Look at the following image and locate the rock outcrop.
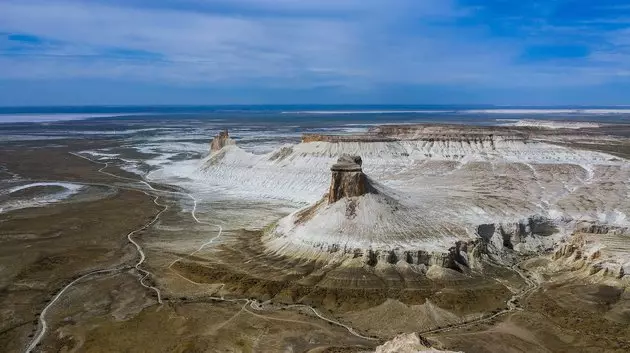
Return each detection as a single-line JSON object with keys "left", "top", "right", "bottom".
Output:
{"left": 574, "top": 221, "right": 628, "bottom": 235}
{"left": 475, "top": 216, "right": 562, "bottom": 262}
{"left": 375, "top": 333, "right": 464, "bottom": 353}
{"left": 553, "top": 224, "right": 629, "bottom": 280}
{"left": 210, "top": 129, "right": 235, "bottom": 153}
{"left": 328, "top": 155, "right": 371, "bottom": 204}
{"left": 362, "top": 242, "right": 473, "bottom": 271}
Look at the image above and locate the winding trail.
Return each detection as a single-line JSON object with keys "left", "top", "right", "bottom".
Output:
{"left": 23, "top": 154, "right": 171, "bottom": 352}
{"left": 167, "top": 224, "right": 223, "bottom": 283}
{"left": 419, "top": 260, "right": 540, "bottom": 336}
{"left": 243, "top": 300, "right": 378, "bottom": 341}
{"left": 23, "top": 176, "right": 169, "bottom": 352}
{"left": 24, "top": 267, "right": 129, "bottom": 353}
{"left": 72, "top": 152, "right": 226, "bottom": 271}
{"left": 126, "top": 193, "right": 168, "bottom": 304}
{"left": 69, "top": 152, "right": 170, "bottom": 303}
{"left": 290, "top": 305, "right": 378, "bottom": 341}
{"left": 71, "top": 152, "right": 231, "bottom": 302}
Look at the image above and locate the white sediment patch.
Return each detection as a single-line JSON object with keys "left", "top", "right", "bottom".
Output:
{"left": 54, "top": 128, "right": 169, "bottom": 136}
{"left": 0, "top": 182, "right": 84, "bottom": 213}
{"left": 473, "top": 109, "right": 630, "bottom": 114}
{"left": 265, "top": 182, "right": 470, "bottom": 256}
{"left": 375, "top": 333, "right": 464, "bottom": 353}
{"left": 497, "top": 119, "right": 602, "bottom": 129}
{"left": 8, "top": 182, "right": 82, "bottom": 194}
{"left": 80, "top": 151, "right": 121, "bottom": 160}
{"left": 0, "top": 113, "right": 150, "bottom": 124}
{"left": 284, "top": 108, "right": 630, "bottom": 116}
{"left": 282, "top": 110, "right": 453, "bottom": 115}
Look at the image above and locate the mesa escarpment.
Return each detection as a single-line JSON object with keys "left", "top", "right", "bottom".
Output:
{"left": 369, "top": 124, "right": 527, "bottom": 137}
{"left": 302, "top": 134, "right": 396, "bottom": 143}
{"left": 302, "top": 124, "right": 530, "bottom": 145}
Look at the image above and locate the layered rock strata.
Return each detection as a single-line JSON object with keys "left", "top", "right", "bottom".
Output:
{"left": 553, "top": 222, "right": 629, "bottom": 280}
{"left": 361, "top": 241, "right": 473, "bottom": 271}
{"left": 302, "top": 124, "right": 531, "bottom": 146}
{"left": 328, "top": 155, "right": 370, "bottom": 204}
{"left": 477, "top": 217, "right": 561, "bottom": 255}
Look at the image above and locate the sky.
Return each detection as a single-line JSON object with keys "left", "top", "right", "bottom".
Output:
{"left": 1, "top": 0, "right": 630, "bottom": 106}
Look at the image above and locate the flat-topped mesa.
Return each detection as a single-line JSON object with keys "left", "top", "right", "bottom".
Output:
{"left": 301, "top": 125, "right": 531, "bottom": 145}
{"left": 302, "top": 133, "right": 394, "bottom": 143}
{"left": 210, "top": 129, "right": 235, "bottom": 153}
{"left": 328, "top": 155, "right": 370, "bottom": 204}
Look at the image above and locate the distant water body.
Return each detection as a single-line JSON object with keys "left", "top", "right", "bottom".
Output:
{"left": 2, "top": 105, "right": 630, "bottom": 125}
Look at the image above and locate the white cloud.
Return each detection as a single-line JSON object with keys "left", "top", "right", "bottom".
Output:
{"left": 0, "top": 0, "right": 366, "bottom": 85}
{"left": 0, "top": 0, "right": 628, "bottom": 89}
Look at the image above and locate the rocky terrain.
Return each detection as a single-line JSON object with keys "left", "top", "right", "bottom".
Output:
{"left": 201, "top": 125, "right": 628, "bottom": 278}
{"left": 375, "top": 333, "right": 463, "bottom": 353}
{"left": 263, "top": 153, "right": 473, "bottom": 270}
{"left": 1, "top": 122, "right": 629, "bottom": 353}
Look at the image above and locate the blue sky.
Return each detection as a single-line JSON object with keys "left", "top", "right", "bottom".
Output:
{"left": 1, "top": 0, "right": 630, "bottom": 106}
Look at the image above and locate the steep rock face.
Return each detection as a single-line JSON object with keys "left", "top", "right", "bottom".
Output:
{"left": 361, "top": 241, "right": 473, "bottom": 271}
{"left": 210, "top": 129, "right": 235, "bottom": 153}
{"left": 328, "top": 155, "right": 371, "bottom": 204}
{"left": 575, "top": 221, "right": 628, "bottom": 235}
{"left": 553, "top": 223, "right": 630, "bottom": 280}
{"left": 198, "top": 122, "right": 623, "bottom": 206}
{"left": 476, "top": 216, "right": 561, "bottom": 258}
{"left": 369, "top": 124, "right": 528, "bottom": 139}
{"left": 553, "top": 240, "right": 627, "bottom": 279}
{"left": 302, "top": 134, "right": 394, "bottom": 143}
{"left": 301, "top": 127, "right": 528, "bottom": 153}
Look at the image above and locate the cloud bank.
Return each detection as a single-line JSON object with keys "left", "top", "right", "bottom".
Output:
{"left": 1, "top": 0, "right": 629, "bottom": 104}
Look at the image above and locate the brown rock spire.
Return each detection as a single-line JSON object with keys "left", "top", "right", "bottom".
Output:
{"left": 210, "top": 129, "right": 235, "bottom": 153}
{"left": 328, "top": 155, "right": 370, "bottom": 204}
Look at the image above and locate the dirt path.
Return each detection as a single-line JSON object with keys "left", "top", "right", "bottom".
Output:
{"left": 419, "top": 260, "right": 540, "bottom": 336}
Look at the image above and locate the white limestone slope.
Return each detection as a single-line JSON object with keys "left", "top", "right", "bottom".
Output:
{"left": 264, "top": 179, "right": 470, "bottom": 257}
{"left": 197, "top": 136, "right": 619, "bottom": 205}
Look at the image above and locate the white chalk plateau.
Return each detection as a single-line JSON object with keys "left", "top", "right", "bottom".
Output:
{"left": 147, "top": 127, "right": 629, "bottom": 269}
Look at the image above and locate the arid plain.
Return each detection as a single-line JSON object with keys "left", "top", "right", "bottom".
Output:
{"left": 1, "top": 119, "right": 630, "bottom": 353}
